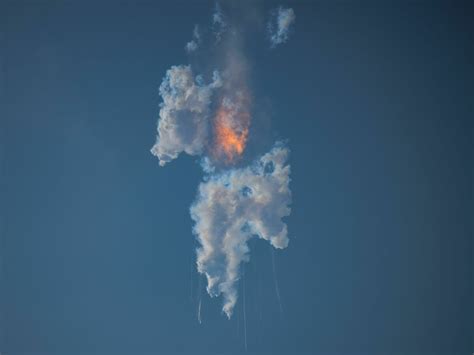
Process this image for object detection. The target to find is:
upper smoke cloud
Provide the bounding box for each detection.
[151,3,295,319]
[190,143,291,318]
[150,65,222,166]
[268,7,296,47]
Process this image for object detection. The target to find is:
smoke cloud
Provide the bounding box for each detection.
[150,3,295,318]
[150,65,222,166]
[268,7,296,47]
[190,143,291,318]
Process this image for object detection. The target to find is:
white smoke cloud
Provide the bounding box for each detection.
[185,25,201,53]
[268,7,296,47]
[150,65,222,166]
[190,143,291,318]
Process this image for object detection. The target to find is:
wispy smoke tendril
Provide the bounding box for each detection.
[268,7,296,47]
[185,25,201,53]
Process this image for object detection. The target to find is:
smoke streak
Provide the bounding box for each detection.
[189,252,193,302]
[271,246,283,314]
[198,297,202,324]
[197,274,203,324]
[243,266,248,351]
[151,3,295,319]
[236,295,240,337]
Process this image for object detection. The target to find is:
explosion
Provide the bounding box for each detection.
[150,3,295,320]
[212,93,251,164]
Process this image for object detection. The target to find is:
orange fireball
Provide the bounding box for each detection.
[213,96,250,164]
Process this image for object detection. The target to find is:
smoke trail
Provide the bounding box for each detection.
[189,248,195,303]
[253,250,259,325]
[198,297,202,324]
[271,246,283,314]
[243,265,248,351]
[252,247,262,346]
[236,294,240,337]
[197,274,203,324]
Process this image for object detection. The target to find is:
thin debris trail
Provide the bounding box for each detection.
[236,297,240,337]
[197,275,202,324]
[254,252,260,345]
[198,297,202,324]
[258,253,263,322]
[243,267,248,352]
[271,246,283,315]
[189,251,194,303]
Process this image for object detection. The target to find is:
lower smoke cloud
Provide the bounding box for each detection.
[190,143,291,318]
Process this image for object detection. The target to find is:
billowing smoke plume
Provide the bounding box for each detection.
[151,3,295,318]
[191,144,291,318]
[150,66,222,166]
[268,7,296,47]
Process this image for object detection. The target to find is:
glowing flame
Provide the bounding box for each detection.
[213,95,250,164]
[215,120,248,160]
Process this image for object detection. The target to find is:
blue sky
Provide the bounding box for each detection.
[1,1,472,354]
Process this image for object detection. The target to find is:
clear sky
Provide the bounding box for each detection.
[1,1,472,354]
